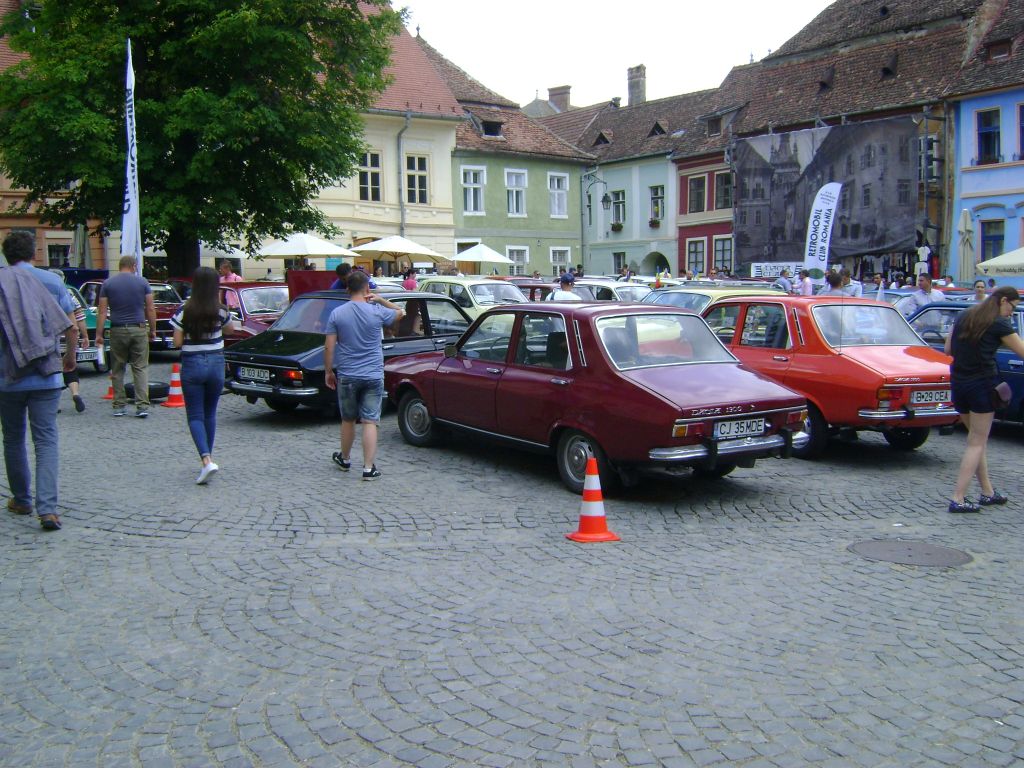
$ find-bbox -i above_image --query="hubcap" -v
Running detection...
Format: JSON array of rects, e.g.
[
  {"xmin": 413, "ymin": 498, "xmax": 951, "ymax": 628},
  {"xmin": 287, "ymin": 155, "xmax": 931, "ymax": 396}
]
[
  {"xmin": 405, "ymin": 401, "xmax": 431, "ymax": 436},
  {"xmin": 563, "ymin": 436, "xmax": 593, "ymax": 482}
]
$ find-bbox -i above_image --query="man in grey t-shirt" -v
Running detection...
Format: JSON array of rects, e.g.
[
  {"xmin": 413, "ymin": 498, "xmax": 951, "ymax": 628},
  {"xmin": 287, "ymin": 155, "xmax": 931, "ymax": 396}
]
[{"xmin": 95, "ymin": 256, "xmax": 157, "ymax": 416}]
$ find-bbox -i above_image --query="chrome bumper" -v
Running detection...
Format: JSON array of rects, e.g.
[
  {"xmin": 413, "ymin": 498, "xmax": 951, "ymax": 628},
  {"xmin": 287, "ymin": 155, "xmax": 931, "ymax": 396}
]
[
  {"xmin": 857, "ymin": 406, "xmax": 957, "ymax": 421},
  {"xmin": 649, "ymin": 431, "xmax": 809, "ymax": 462},
  {"xmin": 227, "ymin": 380, "xmax": 321, "ymax": 398}
]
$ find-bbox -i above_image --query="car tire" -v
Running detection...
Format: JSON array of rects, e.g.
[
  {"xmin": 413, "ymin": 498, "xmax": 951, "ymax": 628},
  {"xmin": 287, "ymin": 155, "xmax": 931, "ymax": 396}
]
[
  {"xmin": 124, "ymin": 381, "xmax": 170, "ymax": 401},
  {"xmin": 556, "ymin": 430, "xmax": 618, "ymax": 495},
  {"xmin": 266, "ymin": 398, "xmax": 299, "ymax": 413},
  {"xmin": 397, "ymin": 391, "xmax": 440, "ymax": 447},
  {"xmin": 792, "ymin": 403, "xmax": 828, "ymax": 460},
  {"xmin": 693, "ymin": 462, "xmax": 737, "ymax": 479},
  {"xmin": 884, "ymin": 426, "xmax": 930, "ymax": 451}
]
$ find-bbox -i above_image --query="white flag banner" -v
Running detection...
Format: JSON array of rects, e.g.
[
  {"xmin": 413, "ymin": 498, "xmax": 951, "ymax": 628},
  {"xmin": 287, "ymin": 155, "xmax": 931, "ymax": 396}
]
[
  {"xmin": 802, "ymin": 182, "xmax": 842, "ymax": 285},
  {"xmin": 121, "ymin": 39, "xmax": 142, "ymax": 275}
]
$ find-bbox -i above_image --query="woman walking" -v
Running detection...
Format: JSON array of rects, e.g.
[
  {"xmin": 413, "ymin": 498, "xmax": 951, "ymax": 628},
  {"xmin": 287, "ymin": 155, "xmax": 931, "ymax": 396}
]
[
  {"xmin": 170, "ymin": 267, "xmax": 234, "ymax": 484},
  {"xmin": 945, "ymin": 286, "xmax": 1024, "ymax": 512}
]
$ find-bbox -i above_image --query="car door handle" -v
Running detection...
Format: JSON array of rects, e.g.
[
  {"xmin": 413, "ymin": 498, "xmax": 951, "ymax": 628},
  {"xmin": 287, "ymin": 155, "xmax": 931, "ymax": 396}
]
[
  {"xmin": 1009, "ymin": 360, "xmax": 1023, "ymax": 368},
  {"xmin": 550, "ymin": 378, "xmax": 569, "ymax": 386},
  {"xmin": 486, "ymin": 367, "xmax": 501, "ymax": 374},
  {"xmin": 383, "ymin": 344, "xmax": 395, "ymax": 350},
  {"xmin": 772, "ymin": 355, "xmax": 789, "ymax": 362}
]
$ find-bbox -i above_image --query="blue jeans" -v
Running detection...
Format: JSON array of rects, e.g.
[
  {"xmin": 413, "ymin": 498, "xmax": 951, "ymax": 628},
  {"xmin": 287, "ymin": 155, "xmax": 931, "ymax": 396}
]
[
  {"xmin": 180, "ymin": 352, "xmax": 224, "ymax": 457},
  {"xmin": 337, "ymin": 376, "xmax": 384, "ymax": 423},
  {"xmin": 0, "ymin": 388, "xmax": 61, "ymax": 517}
]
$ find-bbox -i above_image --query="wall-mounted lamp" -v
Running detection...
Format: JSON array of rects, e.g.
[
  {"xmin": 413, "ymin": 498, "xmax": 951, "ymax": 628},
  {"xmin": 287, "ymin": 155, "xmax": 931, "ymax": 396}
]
[{"xmin": 585, "ymin": 176, "xmax": 611, "ymax": 212}]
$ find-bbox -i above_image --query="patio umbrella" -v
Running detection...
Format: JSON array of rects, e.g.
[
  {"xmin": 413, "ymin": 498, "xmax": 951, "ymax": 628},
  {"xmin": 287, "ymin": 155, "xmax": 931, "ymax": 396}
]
[
  {"xmin": 453, "ymin": 243, "xmax": 514, "ymax": 264},
  {"xmin": 350, "ymin": 235, "xmax": 448, "ymax": 264},
  {"xmin": 977, "ymin": 246, "xmax": 1024, "ymax": 276},
  {"xmin": 956, "ymin": 209, "xmax": 975, "ymax": 283},
  {"xmin": 259, "ymin": 233, "xmax": 357, "ymax": 258}
]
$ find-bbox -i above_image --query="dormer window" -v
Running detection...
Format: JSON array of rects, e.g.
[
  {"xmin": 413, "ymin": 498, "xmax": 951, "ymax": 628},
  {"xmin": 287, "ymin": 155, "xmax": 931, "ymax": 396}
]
[
  {"xmin": 878, "ymin": 5, "xmax": 890, "ymax": 18},
  {"xmin": 482, "ymin": 120, "xmax": 504, "ymax": 137},
  {"xmin": 819, "ymin": 64, "xmax": 835, "ymax": 92},
  {"xmin": 881, "ymin": 52, "xmax": 897, "ymax": 80},
  {"xmin": 593, "ymin": 131, "xmax": 611, "ymax": 146},
  {"xmin": 987, "ymin": 40, "xmax": 1011, "ymax": 60},
  {"xmin": 648, "ymin": 121, "xmax": 667, "ymax": 137},
  {"xmin": 707, "ymin": 117, "xmax": 722, "ymax": 136}
]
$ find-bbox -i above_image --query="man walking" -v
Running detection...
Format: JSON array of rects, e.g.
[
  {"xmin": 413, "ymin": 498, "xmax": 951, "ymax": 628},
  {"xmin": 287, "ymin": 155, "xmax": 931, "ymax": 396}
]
[
  {"xmin": 324, "ymin": 271, "xmax": 404, "ymax": 480},
  {"xmin": 95, "ymin": 256, "xmax": 156, "ymax": 417},
  {"xmin": 0, "ymin": 231, "xmax": 78, "ymax": 530}
]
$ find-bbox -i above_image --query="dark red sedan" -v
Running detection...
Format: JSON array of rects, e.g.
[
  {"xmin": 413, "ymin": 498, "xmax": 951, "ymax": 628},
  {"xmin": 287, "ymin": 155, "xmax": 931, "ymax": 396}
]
[
  {"xmin": 384, "ymin": 303, "xmax": 809, "ymax": 493},
  {"xmin": 218, "ymin": 282, "xmax": 290, "ymax": 346}
]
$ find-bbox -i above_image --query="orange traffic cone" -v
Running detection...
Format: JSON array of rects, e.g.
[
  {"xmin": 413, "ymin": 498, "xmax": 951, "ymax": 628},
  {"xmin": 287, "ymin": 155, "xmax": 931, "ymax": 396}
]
[
  {"xmin": 566, "ymin": 458, "xmax": 620, "ymax": 543},
  {"xmin": 162, "ymin": 363, "xmax": 185, "ymax": 408},
  {"xmin": 101, "ymin": 378, "xmax": 114, "ymax": 400}
]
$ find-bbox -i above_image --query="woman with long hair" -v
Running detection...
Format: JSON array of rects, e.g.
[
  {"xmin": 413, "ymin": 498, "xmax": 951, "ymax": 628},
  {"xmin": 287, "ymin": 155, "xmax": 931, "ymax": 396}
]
[
  {"xmin": 170, "ymin": 267, "xmax": 234, "ymax": 484},
  {"xmin": 945, "ymin": 286, "xmax": 1024, "ymax": 512}
]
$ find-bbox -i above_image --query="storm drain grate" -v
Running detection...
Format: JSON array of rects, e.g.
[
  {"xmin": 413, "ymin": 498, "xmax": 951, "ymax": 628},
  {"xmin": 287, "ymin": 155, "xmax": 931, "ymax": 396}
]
[{"xmin": 849, "ymin": 539, "xmax": 972, "ymax": 567}]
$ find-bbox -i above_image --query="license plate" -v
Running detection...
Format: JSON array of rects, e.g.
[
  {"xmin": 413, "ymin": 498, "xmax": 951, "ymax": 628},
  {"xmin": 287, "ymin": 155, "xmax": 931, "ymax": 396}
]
[
  {"xmin": 911, "ymin": 389, "xmax": 950, "ymax": 404},
  {"xmin": 239, "ymin": 366, "xmax": 270, "ymax": 382},
  {"xmin": 714, "ymin": 417, "xmax": 765, "ymax": 439},
  {"xmin": 76, "ymin": 349, "xmax": 98, "ymax": 362}
]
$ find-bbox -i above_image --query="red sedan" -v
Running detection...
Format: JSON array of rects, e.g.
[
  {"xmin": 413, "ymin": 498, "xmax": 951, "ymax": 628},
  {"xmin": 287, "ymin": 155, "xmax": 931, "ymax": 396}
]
[
  {"xmin": 384, "ymin": 303, "xmax": 808, "ymax": 493},
  {"xmin": 80, "ymin": 279, "xmax": 183, "ymax": 351},
  {"xmin": 701, "ymin": 295, "xmax": 958, "ymax": 458},
  {"xmin": 218, "ymin": 282, "xmax": 290, "ymax": 346}
]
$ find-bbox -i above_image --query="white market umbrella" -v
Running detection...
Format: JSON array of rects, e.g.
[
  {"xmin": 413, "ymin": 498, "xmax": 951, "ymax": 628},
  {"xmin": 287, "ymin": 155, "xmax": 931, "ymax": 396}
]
[
  {"xmin": 259, "ymin": 233, "xmax": 357, "ymax": 258},
  {"xmin": 454, "ymin": 243, "xmax": 514, "ymax": 264},
  {"xmin": 351, "ymin": 235, "xmax": 448, "ymax": 264},
  {"xmin": 956, "ymin": 209, "xmax": 975, "ymax": 283},
  {"xmin": 977, "ymin": 246, "xmax": 1024, "ymax": 276}
]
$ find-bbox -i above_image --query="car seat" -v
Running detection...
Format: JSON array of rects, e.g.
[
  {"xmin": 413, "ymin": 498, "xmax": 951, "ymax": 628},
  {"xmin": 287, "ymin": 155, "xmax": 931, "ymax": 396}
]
[
  {"xmin": 546, "ymin": 331, "xmax": 569, "ymax": 370},
  {"xmin": 602, "ymin": 327, "xmax": 637, "ymax": 366}
]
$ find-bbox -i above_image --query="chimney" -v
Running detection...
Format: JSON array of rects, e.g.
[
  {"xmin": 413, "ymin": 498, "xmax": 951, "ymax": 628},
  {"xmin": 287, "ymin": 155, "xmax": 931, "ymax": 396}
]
[
  {"xmin": 548, "ymin": 85, "xmax": 571, "ymax": 113},
  {"xmin": 627, "ymin": 64, "xmax": 646, "ymax": 106}
]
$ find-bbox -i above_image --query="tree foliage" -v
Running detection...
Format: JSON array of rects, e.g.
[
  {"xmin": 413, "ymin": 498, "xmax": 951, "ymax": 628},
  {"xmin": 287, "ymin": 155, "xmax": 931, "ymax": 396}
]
[{"xmin": 0, "ymin": 0, "xmax": 401, "ymax": 274}]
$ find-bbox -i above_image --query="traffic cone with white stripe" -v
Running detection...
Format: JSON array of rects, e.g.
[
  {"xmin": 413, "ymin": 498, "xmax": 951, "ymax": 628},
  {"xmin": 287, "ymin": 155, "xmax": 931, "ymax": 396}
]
[
  {"xmin": 161, "ymin": 363, "xmax": 185, "ymax": 408},
  {"xmin": 566, "ymin": 458, "xmax": 620, "ymax": 543}
]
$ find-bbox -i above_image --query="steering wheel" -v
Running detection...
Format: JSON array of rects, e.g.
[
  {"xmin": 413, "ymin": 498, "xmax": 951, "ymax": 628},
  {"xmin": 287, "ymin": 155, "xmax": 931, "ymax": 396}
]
[{"xmin": 919, "ymin": 329, "xmax": 945, "ymax": 345}]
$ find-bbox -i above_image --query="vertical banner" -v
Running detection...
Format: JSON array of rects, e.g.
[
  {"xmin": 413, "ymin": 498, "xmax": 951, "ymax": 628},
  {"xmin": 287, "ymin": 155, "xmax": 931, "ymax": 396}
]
[
  {"xmin": 121, "ymin": 39, "xmax": 142, "ymax": 275},
  {"xmin": 802, "ymin": 182, "xmax": 842, "ymax": 285}
]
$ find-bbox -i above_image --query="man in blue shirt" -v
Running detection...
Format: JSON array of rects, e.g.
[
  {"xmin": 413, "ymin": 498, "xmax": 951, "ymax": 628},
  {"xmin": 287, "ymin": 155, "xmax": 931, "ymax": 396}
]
[
  {"xmin": 0, "ymin": 231, "xmax": 77, "ymax": 530},
  {"xmin": 324, "ymin": 271, "xmax": 404, "ymax": 480}
]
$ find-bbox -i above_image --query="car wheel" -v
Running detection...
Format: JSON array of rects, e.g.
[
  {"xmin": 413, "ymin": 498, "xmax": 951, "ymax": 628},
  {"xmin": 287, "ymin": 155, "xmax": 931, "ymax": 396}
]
[
  {"xmin": 884, "ymin": 426, "xmax": 929, "ymax": 451},
  {"xmin": 556, "ymin": 430, "xmax": 618, "ymax": 495},
  {"xmin": 693, "ymin": 462, "xmax": 737, "ymax": 479},
  {"xmin": 266, "ymin": 398, "xmax": 299, "ymax": 413},
  {"xmin": 124, "ymin": 381, "xmax": 170, "ymax": 401},
  {"xmin": 398, "ymin": 392, "xmax": 439, "ymax": 447},
  {"xmin": 792, "ymin": 403, "xmax": 828, "ymax": 460}
]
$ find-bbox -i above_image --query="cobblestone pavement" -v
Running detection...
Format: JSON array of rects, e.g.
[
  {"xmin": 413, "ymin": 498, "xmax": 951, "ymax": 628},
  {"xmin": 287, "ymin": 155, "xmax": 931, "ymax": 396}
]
[{"xmin": 2, "ymin": 358, "xmax": 1024, "ymax": 767}]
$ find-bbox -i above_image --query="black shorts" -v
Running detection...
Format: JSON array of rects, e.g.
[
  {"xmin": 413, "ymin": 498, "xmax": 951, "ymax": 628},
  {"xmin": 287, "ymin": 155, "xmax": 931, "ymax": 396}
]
[{"xmin": 951, "ymin": 376, "xmax": 997, "ymax": 415}]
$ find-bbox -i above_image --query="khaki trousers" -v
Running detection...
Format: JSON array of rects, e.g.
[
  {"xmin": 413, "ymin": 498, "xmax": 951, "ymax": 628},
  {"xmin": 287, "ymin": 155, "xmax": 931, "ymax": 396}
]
[{"xmin": 109, "ymin": 327, "xmax": 150, "ymax": 409}]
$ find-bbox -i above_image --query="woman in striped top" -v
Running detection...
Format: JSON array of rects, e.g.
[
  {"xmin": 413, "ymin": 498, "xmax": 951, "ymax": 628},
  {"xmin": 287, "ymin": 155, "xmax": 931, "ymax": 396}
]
[{"xmin": 171, "ymin": 267, "xmax": 234, "ymax": 484}]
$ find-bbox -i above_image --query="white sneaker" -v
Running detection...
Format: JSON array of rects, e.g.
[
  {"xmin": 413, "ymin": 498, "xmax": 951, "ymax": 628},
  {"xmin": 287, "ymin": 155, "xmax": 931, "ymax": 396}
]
[{"xmin": 196, "ymin": 463, "xmax": 219, "ymax": 485}]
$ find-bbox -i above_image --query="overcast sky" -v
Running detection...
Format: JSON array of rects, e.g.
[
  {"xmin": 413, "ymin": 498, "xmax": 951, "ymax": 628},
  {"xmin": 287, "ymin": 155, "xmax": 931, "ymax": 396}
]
[{"xmin": 403, "ymin": 1, "xmax": 837, "ymax": 109}]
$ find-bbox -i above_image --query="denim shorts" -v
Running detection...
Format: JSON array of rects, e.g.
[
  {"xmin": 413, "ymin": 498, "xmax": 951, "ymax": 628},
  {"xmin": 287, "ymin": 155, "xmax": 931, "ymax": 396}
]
[
  {"xmin": 337, "ymin": 376, "xmax": 384, "ymax": 422},
  {"xmin": 952, "ymin": 376, "xmax": 998, "ymax": 415}
]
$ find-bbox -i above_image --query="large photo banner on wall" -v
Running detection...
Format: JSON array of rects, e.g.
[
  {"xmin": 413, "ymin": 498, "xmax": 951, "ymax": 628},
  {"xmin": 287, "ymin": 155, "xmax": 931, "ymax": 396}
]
[{"xmin": 731, "ymin": 118, "xmax": 919, "ymax": 274}]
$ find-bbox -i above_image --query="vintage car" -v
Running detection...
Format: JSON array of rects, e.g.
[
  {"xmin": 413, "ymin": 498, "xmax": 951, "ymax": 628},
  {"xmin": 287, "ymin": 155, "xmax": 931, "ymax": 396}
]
[
  {"xmin": 60, "ymin": 284, "xmax": 110, "ymax": 371},
  {"xmin": 908, "ymin": 300, "xmax": 1024, "ymax": 422},
  {"xmin": 219, "ymin": 282, "xmax": 290, "ymax": 346},
  {"xmin": 701, "ymin": 295, "xmax": 959, "ymax": 458},
  {"xmin": 384, "ymin": 303, "xmax": 809, "ymax": 493},
  {"xmin": 568, "ymin": 279, "xmax": 652, "ymax": 302},
  {"xmin": 80, "ymin": 279, "xmax": 184, "ymax": 351},
  {"xmin": 223, "ymin": 290, "xmax": 472, "ymax": 414},
  {"xmin": 418, "ymin": 276, "xmax": 528, "ymax": 319},
  {"xmin": 643, "ymin": 285, "xmax": 782, "ymax": 313}
]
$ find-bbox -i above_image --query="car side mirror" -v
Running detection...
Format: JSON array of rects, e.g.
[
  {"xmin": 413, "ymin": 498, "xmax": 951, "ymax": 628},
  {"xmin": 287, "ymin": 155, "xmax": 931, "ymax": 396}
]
[{"xmin": 444, "ymin": 343, "xmax": 458, "ymax": 358}]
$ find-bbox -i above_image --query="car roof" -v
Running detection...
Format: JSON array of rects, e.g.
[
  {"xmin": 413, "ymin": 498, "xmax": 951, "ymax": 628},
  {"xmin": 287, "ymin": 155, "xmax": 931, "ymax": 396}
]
[
  {"xmin": 295, "ymin": 289, "xmax": 442, "ymax": 301},
  {"xmin": 709, "ymin": 295, "xmax": 892, "ymax": 306},
  {"xmin": 652, "ymin": 286, "xmax": 780, "ymax": 298},
  {"xmin": 420, "ymin": 276, "xmax": 509, "ymax": 285},
  {"xmin": 490, "ymin": 302, "xmax": 697, "ymax": 318},
  {"xmin": 224, "ymin": 282, "xmax": 289, "ymax": 290}
]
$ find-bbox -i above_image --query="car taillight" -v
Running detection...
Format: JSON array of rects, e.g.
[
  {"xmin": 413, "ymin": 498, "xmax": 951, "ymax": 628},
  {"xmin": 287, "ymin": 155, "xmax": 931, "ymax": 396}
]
[
  {"xmin": 283, "ymin": 370, "xmax": 303, "ymax": 382},
  {"xmin": 672, "ymin": 422, "xmax": 705, "ymax": 439},
  {"xmin": 787, "ymin": 409, "xmax": 808, "ymax": 425},
  {"xmin": 876, "ymin": 387, "xmax": 906, "ymax": 410}
]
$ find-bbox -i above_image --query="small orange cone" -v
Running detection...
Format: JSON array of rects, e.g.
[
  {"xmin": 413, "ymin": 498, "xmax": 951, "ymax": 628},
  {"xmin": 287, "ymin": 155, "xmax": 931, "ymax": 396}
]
[
  {"xmin": 161, "ymin": 363, "xmax": 186, "ymax": 408},
  {"xmin": 566, "ymin": 458, "xmax": 620, "ymax": 543},
  {"xmin": 102, "ymin": 378, "xmax": 114, "ymax": 400}
]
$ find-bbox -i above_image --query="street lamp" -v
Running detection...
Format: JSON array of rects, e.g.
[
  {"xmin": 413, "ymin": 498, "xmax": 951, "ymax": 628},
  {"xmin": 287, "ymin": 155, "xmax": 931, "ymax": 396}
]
[{"xmin": 585, "ymin": 177, "xmax": 611, "ymax": 212}]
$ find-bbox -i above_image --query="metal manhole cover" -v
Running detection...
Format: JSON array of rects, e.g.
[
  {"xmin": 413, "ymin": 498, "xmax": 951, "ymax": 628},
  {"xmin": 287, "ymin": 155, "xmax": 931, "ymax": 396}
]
[{"xmin": 849, "ymin": 540, "xmax": 972, "ymax": 567}]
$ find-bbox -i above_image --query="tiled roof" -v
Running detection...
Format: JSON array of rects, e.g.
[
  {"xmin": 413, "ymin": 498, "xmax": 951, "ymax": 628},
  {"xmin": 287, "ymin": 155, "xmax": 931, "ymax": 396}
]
[
  {"xmin": 0, "ymin": 0, "xmax": 25, "ymax": 71},
  {"xmin": 670, "ymin": 65, "xmax": 764, "ymax": 159},
  {"xmin": 769, "ymin": 0, "xmax": 985, "ymax": 60},
  {"xmin": 457, "ymin": 105, "xmax": 594, "ymax": 161},
  {"xmin": 947, "ymin": 0, "xmax": 1024, "ymax": 96},
  {"xmin": 416, "ymin": 36, "xmax": 518, "ymax": 108},
  {"xmin": 574, "ymin": 90, "xmax": 718, "ymax": 164},
  {"xmin": 535, "ymin": 102, "xmax": 615, "ymax": 146}
]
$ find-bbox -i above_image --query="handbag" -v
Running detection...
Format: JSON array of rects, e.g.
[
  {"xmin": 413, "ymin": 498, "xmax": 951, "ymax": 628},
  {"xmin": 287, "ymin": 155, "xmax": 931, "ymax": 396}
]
[{"xmin": 991, "ymin": 381, "xmax": 1011, "ymax": 410}]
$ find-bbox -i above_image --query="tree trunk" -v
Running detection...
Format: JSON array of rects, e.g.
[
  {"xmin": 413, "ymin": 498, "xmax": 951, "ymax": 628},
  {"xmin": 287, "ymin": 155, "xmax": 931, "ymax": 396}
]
[{"xmin": 164, "ymin": 228, "xmax": 201, "ymax": 278}]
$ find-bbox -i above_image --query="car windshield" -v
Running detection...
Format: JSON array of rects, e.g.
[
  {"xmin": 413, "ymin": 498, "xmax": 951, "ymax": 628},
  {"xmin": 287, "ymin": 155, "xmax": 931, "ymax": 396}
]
[
  {"xmin": 615, "ymin": 285, "xmax": 652, "ymax": 302},
  {"xmin": 812, "ymin": 304, "xmax": 924, "ymax": 347},
  {"xmin": 470, "ymin": 283, "xmax": 528, "ymax": 305},
  {"xmin": 649, "ymin": 291, "xmax": 711, "ymax": 312},
  {"xmin": 152, "ymin": 286, "xmax": 181, "ymax": 303},
  {"xmin": 596, "ymin": 314, "xmax": 735, "ymax": 370},
  {"xmin": 271, "ymin": 297, "xmax": 345, "ymax": 333},
  {"xmin": 240, "ymin": 286, "xmax": 289, "ymax": 314}
]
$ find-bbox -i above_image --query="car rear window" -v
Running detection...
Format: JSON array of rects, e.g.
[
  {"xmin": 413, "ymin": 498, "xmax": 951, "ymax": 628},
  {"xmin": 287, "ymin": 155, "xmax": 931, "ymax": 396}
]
[
  {"xmin": 596, "ymin": 314, "xmax": 735, "ymax": 370},
  {"xmin": 651, "ymin": 292, "xmax": 710, "ymax": 311},
  {"xmin": 471, "ymin": 283, "xmax": 528, "ymax": 304},
  {"xmin": 152, "ymin": 286, "xmax": 181, "ymax": 303},
  {"xmin": 812, "ymin": 304, "xmax": 924, "ymax": 347},
  {"xmin": 241, "ymin": 286, "xmax": 289, "ymax": 314},
  {"xmin": 272, "ymin": 297, "xmax": 344, "ymax": 333}
]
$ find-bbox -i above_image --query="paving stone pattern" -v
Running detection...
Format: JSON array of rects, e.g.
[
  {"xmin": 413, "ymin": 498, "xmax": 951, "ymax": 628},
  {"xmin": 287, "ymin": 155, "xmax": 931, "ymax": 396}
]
[{"xmin": 2, "ymin": 360, "xmax": 1023, "ymax": 767}]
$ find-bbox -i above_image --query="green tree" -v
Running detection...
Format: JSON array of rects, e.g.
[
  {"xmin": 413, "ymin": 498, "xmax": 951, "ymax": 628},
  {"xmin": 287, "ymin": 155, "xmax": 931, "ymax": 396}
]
[{"xmin": 0, "ymin": 0, "xmax": 401, "ymax": 275}]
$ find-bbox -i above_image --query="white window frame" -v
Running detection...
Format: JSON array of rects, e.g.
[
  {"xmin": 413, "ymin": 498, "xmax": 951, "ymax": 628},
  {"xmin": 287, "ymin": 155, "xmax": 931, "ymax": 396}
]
[
  {"xmin": 406, "ymin": 154, "xmax": 429, "ymax": 205},
  {"xmin": 686, "ymin": 237, "xmax": 706, "ymax": 275},
  {"xmin": 611, "ymin": 190, "xmax": 626, "ymax": 224},
  {"xmin": 358, "ymin": 150, "xmax": 382, "ymax": 202},
  {"xmin": 506, "ymin": 245, "xmax": 529, "ymax": 276},
  {"xmin": 712, "ymin": 235, "xmax": 734, "ymax": 273},
  {"xmin": 613, "ymin": 252, "xmax": 627, "ymax": 273},
  {"xmin": 649, "ymin": 185, "xmax": 665, "ymax": 220},
  {"xmin": 461, "ymin": 165, "xmax": 486, "ymax": 216},
  {"xmin": 505, "ymin": 168, "xmax": 528, "ymax": 217},
  {"xmin": 687, "ymin": 175, "xmax": 707, "ymax": 214},
  {"xmin": 549, "ymin": 247, "xmax": 570, "ymax": 267},
  {"xmin": 548, "ymin": 172, "xmax": 569, "ymax": 218}
]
